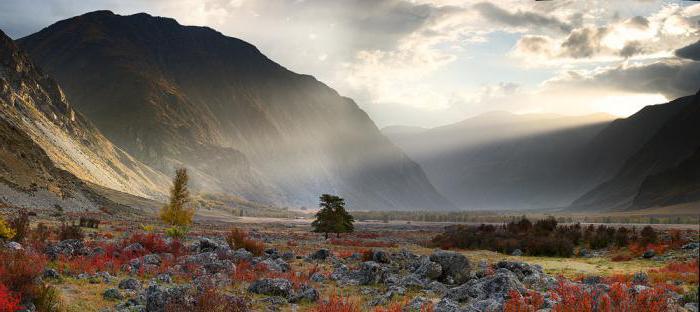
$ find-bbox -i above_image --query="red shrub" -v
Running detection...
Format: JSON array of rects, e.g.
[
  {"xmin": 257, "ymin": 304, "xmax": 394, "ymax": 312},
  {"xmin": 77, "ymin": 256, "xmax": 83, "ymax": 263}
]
[
  {"xmin": 503, "ymin": 290, "xmax": 544, "ymax": 312},
  {"xmin": 610, "ymin": 254, "xmax": 632, "ymax": 262},
  {"xmin": 0, "ymin": 250, "xmax": 46, "ymax": 297},
  {"xmin": 231, "ymin": 261, "xmax": 270, "ymax": 282},
  {"xmin": 0, "ymin": 284, "xmax": 20, "ymax": 312},
  {"xmin": 648, "ymin": 260, "xmax": 699, "ymax": 284},
  {"xmin": 226, "ymin": 228, "xmax": 265, "ymax": 256},
  {"xmin": 550, "ymin": 280, "xmax": 595, "ymax": 312},
  {"xmin": 335, "ymin": 250, "xmax": 354, "ymax": 259},
  {"xmin": 313, "ymin": 295, "xmax": 360, "ymax": 312},
  {"xmin": 124, "ymin": 233, "xmax": 169, "ymax": 253}
]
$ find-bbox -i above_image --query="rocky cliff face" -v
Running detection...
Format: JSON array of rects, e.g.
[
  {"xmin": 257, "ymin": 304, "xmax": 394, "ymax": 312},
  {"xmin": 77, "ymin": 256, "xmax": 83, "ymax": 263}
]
[
  {"xmin": 0, "ymin": 29, "xmax": 168, "ymax": 211},
  {"xmin": 19, "ymin": 11, "xmax": 452, "ymax": 210}
]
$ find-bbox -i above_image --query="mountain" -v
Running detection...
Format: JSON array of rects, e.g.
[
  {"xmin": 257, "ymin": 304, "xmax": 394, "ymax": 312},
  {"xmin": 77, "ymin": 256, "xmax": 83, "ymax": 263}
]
[
  {"xmin": 0, "ymin": 29, "xmax": 168, "ymax": 212},
  {"xmin": 572, "ymin": 91, "xmax": 700, "ymax": 210},
  {"xmin": 383, "ymin": 112, "xmax": 615, "ymax": 210},
  {"xmin": 18, "ymin": 11, "xmax": 452, "ymax": 211}
]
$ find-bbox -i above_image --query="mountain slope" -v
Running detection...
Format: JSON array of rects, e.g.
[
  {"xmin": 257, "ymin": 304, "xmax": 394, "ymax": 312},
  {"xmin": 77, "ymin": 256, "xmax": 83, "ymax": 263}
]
[
  {"xmin": 0, "ymin": 29, "xmax": 168, "ymax": 211},
  {"xmin": 572, "ymin": 91, "xmax": 700, "ymax": 210},
  {"xmin": 384, "ymin": 112, "xmax": 615, "ymax": 210},
  {"xmin": 19, "ymin": 11, "xmax": 452, "ymax": 211}
]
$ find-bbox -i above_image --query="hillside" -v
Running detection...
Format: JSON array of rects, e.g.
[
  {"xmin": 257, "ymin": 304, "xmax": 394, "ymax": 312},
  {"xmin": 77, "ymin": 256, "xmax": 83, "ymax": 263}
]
[
  {"xmin": 572, "ymin": 91, "xmax": 700, "ymax": 210},
  {"xmin": 383, "ymin": 112, "xmax": 615, "ymax": 210},
  {"xmin": 18, "ymin": 11, "xmax": 452, "ymax": 211},
  {"xmin": 0, "ymin": 29, "xmax": 167, "ymax": 211}
]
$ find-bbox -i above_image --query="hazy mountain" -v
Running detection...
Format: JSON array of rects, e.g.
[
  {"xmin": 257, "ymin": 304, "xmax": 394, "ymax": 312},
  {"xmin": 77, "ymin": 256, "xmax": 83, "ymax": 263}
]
[
  {"xmin": 19, "ymin": 11, "xmax": 452, "ymax": 211},
  {"xmin": 0, "ymin": 29, "xmax": 168, "ymax": 211},
  {"xmin": 572, "ymin": 91, "xmax": 700, "ymax": 210},
  {"xmin": 383, "ymin": 112, "xmax": 615, "ymax": 210}
]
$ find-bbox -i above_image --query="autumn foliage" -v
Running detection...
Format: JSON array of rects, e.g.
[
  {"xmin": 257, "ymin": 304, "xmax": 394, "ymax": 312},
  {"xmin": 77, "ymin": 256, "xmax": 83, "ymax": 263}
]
[
  {"xmin": 225, "ymin": 228, "xmax": 265, "ymax": 256},
  {"xmin": 313, "ymin": 295, "xmax": 360, "ymax": 312}
]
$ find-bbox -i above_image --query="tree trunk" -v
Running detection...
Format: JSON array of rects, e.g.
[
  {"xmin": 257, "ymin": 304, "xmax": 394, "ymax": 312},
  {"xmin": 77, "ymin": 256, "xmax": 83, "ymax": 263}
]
[
  {"xmin": 336, "ymin": 232, "xmax": 340, "ymax": 238},
  {"xmin": 324, "ymin": 232, "xmax": 328, "ymax": 239}
]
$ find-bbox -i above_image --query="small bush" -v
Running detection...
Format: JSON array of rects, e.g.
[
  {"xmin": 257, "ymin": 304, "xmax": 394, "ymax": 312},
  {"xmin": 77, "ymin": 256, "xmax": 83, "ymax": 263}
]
[
  {"xmin": 165, "ymin": 288, "xmax": 248, "ymax": 312},
  {"xmin": 0, "ymin": 217, "xmax": 16, "ymax": 241},
  {"xmin": 0, "ymin": 283, "xmax": 20, "ymax": 312},
  {"xmin": 58, "ymin": 223, "xmax": 83, "ymax": 241},
  {"xmin": 313, "ymin": 295, "xmax": 360, "ymax": 312},
  {"xmin": 8, "ymin": 212, "xmax": 30, "ymax": 242},
  {"xmin": 225, "ymin": 228, "xmax": 264, "ymax": 256},
  {"xmin": 165, "ymin": 226, "xmax": 189, "ymax": 239},
  {"xmin": 78, "ymin": 217, "xmax": 100, "ymax": 229},
  {"xmin": 0, "ymin": 250, "xmax": 47, "ymax": 301},
  {"xmin": 33, "ymin": 284, "xmax": 62, "ymax": 312}
]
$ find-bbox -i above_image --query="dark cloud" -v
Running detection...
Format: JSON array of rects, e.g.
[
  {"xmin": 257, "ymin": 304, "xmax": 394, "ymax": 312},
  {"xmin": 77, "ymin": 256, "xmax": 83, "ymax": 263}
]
[
  {"xmin": 619, "ymin": 41, "xmax": 644, "ymax": 58},
  {"xmin": 473, "ymin": 2, "xmax": 572, "ymax": 34},
  {"xmin": 675, "ymin": 41, "xmax": 700, "ymax": 61},
  {"xmin": 560, "ymin": 27, "xmax": 609, "ymax": 58},
  {"xmin": 626, "ymin": 16, "xmax": 649, "ymax": 29},
  {"xmin": 514, "ymin": 35, "xmax": 553, "ymax": 55},
  {"xmin": 551, "ymin": 60, "xmax": 700, "ymax": 99}
]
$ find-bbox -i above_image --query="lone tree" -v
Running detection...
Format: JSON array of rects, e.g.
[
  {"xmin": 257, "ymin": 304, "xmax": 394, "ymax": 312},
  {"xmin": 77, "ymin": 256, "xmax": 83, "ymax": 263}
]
[
  {"xmin": 312, "ymin": 194, "xmax": 354, "ymax": 239},
  {"xmin": 160, "ymin": 168, "xmax": 195, "ymax": 226}
]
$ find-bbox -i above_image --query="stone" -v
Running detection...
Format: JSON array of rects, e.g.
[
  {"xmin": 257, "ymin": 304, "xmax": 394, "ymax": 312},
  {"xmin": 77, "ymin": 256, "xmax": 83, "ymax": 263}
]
[
  {"xmin": 684, "ymin": 303, "xmax": 698, "ymax": 312},
  {"xmin": 434, "ymin": 298, "xmax": 462, "ymax": 312},
  {"xmin": 430, "ymin": 250, "xmax": 470, "ymax": 284},
  {"xmin": 642, "ymin": 250, "xmax": 656, "ymax": 259},
  {"xmin": 119, "ymin": 278, "xmax": 142, "ymax": 290},
  {"xmin": 156, "ymin": 273, "xmax": 172, "ymax": 284},
  {"xmin": 511, "ymin": 249, "xmax": 523, "ymax": 256},
  {"xmin": 43, "ymin": 268, "xmax": 60, "ymax": 279},
  {"xmin": 45, "ymin": 239, "xmax": 86, "ymax": 260},
  {"xmin": 681, "ymin": 242, "xmax": 699, "ymax": 250},
  {"xmin": 309, "ymin": 249, "xmax": 332, "ymax": 261},
  {"xmin": 427, "ymin": 281, "xmax": 448, "ymax": 295},
  {"xmin": 413, "ymin": 256, "xmax": 442, "ymax": 280},
  {"xmin": 231, "ymin": 248, "xmax": 253, "ymax": 263},
  {"xmin": 103, "ymin": 288, "xmax": 123, "ymax": 300},
  {"xmin": 447, "ymin": 269, "xmax": 524, "ymax": 302},
  {"xmin": 288, "ymin": 285, "xmax": 319, "ymax": 303},
  {"xmin": 281, "ymin": 251, "xmax": 295, "ymax": 261},
  {"xmin": 632, "ymin": 272, "xmax": 648, "ymax": 285},
  {"xmin": 5, "ymin": 241, "xmax": 22, "ymax": 250},
  {"xmin": 310, "ymin": 272, "xmax": 326, "ymax": 283},
  {"xmin": 143, "ymin": 254, "xmax": 161, "ymax": 266},
  {"xmin": 123, "ymin": 243, "xmax": 145, "ymax": 253},
  {"xmin": 261, "ymin": 258, "xmax": 291, "ymax": 272},
  {"xmin": 403, "ymin": 296, "xmax": 431, "ymax": 312},
  {"xmin": 145, "ymin": 284, "xmax": 194, "ymax": 312},
  {"xmin": 372, "ymin": 250, "xmax": 391, "ymax": 264},
  {"xmin": 248, "ymin": 278, "xmax": 293, "ymax": 297}
]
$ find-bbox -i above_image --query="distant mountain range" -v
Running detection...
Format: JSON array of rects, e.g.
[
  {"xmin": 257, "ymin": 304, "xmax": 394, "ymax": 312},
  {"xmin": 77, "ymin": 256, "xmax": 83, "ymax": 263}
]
[
  {"xmin": 384, "ymin": 91, "xmax": 700, "ymax": 211},
  {"xmin": 12, "ymin": 11, "xmax": 453, "ymax": 211}
]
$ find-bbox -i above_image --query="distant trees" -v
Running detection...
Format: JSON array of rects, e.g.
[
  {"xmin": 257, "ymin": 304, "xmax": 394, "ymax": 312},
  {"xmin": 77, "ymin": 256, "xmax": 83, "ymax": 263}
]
[
  {"xmin": 160, "ymin": 168, "xmax": 195, "ymax": 227},
  {"xmin": 312, "ymin": 194, "xmax": 354, "ymax": 239}
]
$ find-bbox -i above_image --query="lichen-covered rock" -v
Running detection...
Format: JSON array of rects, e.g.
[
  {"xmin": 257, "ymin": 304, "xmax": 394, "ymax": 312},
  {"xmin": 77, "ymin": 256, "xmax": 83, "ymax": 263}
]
[
  {"xmin": 119, "ymin": 278, "xmax": 142, "ymax": 290},
  {"xmin": 288, "ymin": 284, "xmax": 319, "ymax": 303},
  {"xmin": 371, "ymin": 250, "xmax": 391, "ymax": 264},
  {"xmin": 260, "ymin": 258, "xmax": 290, "ymax": 272},
  {"xmin": 5, "ymin": 241, "xmax": 22, "ymax": 250},
  {"xmin": 123, "ymin": 243, "xmax": 145, "ymax": 253},
  {"xmin": 248, "ymin": 278, "xmax": 293, "ymax": 297},
  {"xmin": 45, "ymin": 239, "xmax": 87, "ymax": 260},
  {"xmin": 446, "ymin": 269, "xmax": 524, "ymax": 302},
  {"xmin": 434, "ymin": 298, "xmax": 462, "ymax": 312},
  {"xmin": 413, "ymin": 256, "xmax": 442, "ymax": 280},
  {"xmin": 142, "ymin": 254, "xmax": 161, "ymax": 266},
  {"xmin": 103, "ymin": 288, "xmax": 123, "ymax": 300},
  {"xmin": 231, "ymin": 248, "xmax": 253, "ymax": 263},
  {"xmin": 310, "ymin": 272, "xmax": 326, "ymax": 283},
  {"xmin": 403, "ymin": 296, "xmax": 431, "ymax": 312},
  {"xmin": 145, "ymin": 284, "xmax": 194, "ymax": 312},
  {"xmin": 43, "ymin": 268, "xmax": 60, "ymax": 279},
  {"xmin": 430, "ymin": 250, "xmax": 470, "ymax": 284}
]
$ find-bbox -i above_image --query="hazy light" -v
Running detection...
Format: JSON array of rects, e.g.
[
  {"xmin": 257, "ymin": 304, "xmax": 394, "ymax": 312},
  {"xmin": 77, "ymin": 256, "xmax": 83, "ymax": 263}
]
[{"xmin": 591, "ymin": 93, "xmax": 668, "ymax": 117}]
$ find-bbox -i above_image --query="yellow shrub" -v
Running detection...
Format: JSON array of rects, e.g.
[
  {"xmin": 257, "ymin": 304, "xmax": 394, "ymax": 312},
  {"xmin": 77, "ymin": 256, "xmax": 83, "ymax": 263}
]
[
  {"xmin": 140, "ymin": 224, "xmax": 155, "ymax": 232},
  {"xmin": 0, "ymin": 217, "xmax": 16, "ymax": 240}
]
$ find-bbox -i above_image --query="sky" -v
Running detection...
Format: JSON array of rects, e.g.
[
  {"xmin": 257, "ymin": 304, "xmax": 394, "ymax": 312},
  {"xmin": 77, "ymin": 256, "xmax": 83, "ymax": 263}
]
[{"xmin": 1, "ymin": 0, "xmax": 699, "ymax": 128}]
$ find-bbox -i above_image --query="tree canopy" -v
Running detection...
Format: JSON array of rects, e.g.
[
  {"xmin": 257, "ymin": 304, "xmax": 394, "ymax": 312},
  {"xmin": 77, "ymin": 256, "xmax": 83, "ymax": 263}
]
[
  {"xmin": 311, "ymin": 194, "xmax": 354, "ymax": 239},
  {"xmin": 160, "ymin": 168, "xmax": 195, "ymax": 226}
]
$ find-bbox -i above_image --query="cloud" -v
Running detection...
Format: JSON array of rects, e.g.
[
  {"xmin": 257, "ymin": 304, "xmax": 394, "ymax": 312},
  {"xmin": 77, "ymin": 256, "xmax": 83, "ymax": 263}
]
[
  {"xmin": 544, "ymin": 59, "xmax": 700, "ymax": 100},
  {"xmin": 472, "ymin": 2, "xmax": 572, "ymax": 34}
]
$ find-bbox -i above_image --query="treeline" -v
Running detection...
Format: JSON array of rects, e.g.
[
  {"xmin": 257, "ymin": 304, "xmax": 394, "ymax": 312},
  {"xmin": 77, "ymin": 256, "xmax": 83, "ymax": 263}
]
[
  {"xmin": 350, "ymin": 210, "xmax": 699, "ymax": 225},
  {"xmin": 431, "ymin": 217, "xmax": 661, "ymax": 257}
]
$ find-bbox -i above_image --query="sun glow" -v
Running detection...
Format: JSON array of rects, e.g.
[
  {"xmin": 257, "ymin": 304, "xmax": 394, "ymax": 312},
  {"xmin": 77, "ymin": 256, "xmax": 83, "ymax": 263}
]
[{"xmin": 591, "ymin": 93, "xmax": 668, "ymax": 117}]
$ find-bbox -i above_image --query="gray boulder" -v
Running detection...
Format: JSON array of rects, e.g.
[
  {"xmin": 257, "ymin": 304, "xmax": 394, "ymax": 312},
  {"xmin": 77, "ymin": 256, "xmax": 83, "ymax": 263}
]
[
  {"xmin": 146, "ymin": 284, "xmax": 194, "ymax": 312},
  {"xmin": 261, "ymin": 258, "xmax": 290, "ymax": 272},
  {"xmin": 511, "ymin": 249, "xmax": 523, "ymax": 256},
  {"xmin": 430, "ymin": 250, "xmax": 470, "ymax": 284},
  {"xmin": 231, "ymin": 248, "xmax": 253, "ymax": 263},
  {"xmin": 372, "ymin": 250, "xmax": 391, "ymax": 264},
  {"xmin": 248, "ymin": 278, "xmax": 293, "ymax": 297},
  {"xmin": 119, "ymin": 278, "xmax": 142, "ymax": 290},
  {"xmin": 103, "ymin": 288, "xmax": 123, "ymax": 300},
  {"xmin": 642, "ymin": 250, "xmax": 656, "ymax": 259},
  {"xmin": 413, "ymin": 256, "xmax": 442, "ymax": 280},
  {"xmin": 289, "ymin": 285, "xmax": 319, "ymax": 303},
  {"xmin": 143, "ymin": 254, "xmax": 161, "ymax": 266},
  {"xmin": 309, "ymin": 249, "xmax": 332, "ymax": 261},
  {"xmin": 404, "ymin": 296, "xmax": 431, "ymax": 312},
  {"xmin": 5, "ymin": 241, "xmax": 22, "ymax": 250},
  {"xmin": 434, "ymin": 298, "xmax": 463, "ymax": 312},
  {"xmin": 447, "ymin": 269, "xmax": 524, "ymax": 302},
  {"xmin": 43, "ymin": 268, "xmax": 60, "ymax": 279},
  {"xmin": 123, "ymin": 243, "xmax": 145, "ymax": 253}
]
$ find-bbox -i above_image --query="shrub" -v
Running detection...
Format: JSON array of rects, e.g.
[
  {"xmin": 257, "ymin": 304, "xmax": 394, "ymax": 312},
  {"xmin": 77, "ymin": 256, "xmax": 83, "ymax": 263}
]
[
  {"xmin": 503, "ymin": 290, "xmax": 544, "ymax": 312},
  {"xmin": 140, "ymin": 224, "xmax": 155, "ymax": 232},
  {"xmin": 0, "ymin": 283, "xmax": 20, "ymax": 312},
  {"xmin": 225, "ymin": 228, "xmax": 264, "ymax": 256},
  {"xmin": 0, "ymin": 217, "xmax": 16, "ymax": 241},
  {"xmin": 640, "ymin": 226, "xmax": 657, "ymax": 245},
  {"xmin": 8, "ymin": 212, "xmax": 30, "ymax": 242},
  {"xmin": 33, "ymin": 284, "xmax": 62, "ymax": 312},
  {"xmin": 0, "ymin": 250, "xmax": 46, "ymax": 301},
  {"xmin": 78, "ymin": 217, "xmax": 100, "ymax": 229},
  {"xmin": 58, "ymin": 223, "xmax": 83, "ymax": 241},
  {"xmin": 165, "ymin": 288, "xmax": 248, "ymax": 312},
  {"xmin": 165, "ymin": 226, "xmax": 189, "ymax": 239},
  {"xmin": 313, "ymin": 295, "xmax": 360, "ymax": 312}
]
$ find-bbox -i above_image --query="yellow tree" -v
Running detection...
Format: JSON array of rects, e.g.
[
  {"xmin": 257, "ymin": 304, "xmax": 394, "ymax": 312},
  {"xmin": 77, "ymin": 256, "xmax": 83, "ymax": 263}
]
[{"xmin": 160, "ymin": 168, "xmax": 195, "ymax": 226}]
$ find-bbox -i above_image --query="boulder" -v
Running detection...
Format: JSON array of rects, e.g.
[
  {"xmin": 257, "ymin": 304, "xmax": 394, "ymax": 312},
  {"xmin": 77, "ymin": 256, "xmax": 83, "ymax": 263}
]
[
  {"xmin": 45, "ymin": 239, "xmax": 87, "ymax": 259},
  {"xmin": 156, "ymin": 273, "xmax": 173, "ymax": 284},
  {"xmin": 260, "ymin": 258, "xmax": 290, "ymax": 272},
  {"xmin": 430, "ymin": 250, "xmax": 470, "ymax": 284},
  {"xmin": 43, "ymin": 268, "xmax": 60, "ymax": 279},
  {"xmin": 413, "ymin": 256, "xmax": 442, "ymax": 280},
  {"xmin": 434, "ymin": 298, "xmax": 462, "ymax": 312},
  {"xmin": 123, "ymin": 243, "xmax": 145, "ymax": 253},
  {"xmin": 146, "ymin": 284, "xmax": 194, "ymax": 312},
  {"xmin": 143, "ymin": 254, "xmax": 161, "ymax": 266},
  {"xmin": 103, "ymin": 288, "xmax": 123, "ymax": 300},
  {"xmin": 403, "ymin": 296, "xmax": 431, "ymax": 312},
  {"xmin": 288, "ymin": 284, "xmax": 319, "ymax": 303},
  {"xmin": 632, "ymin": 272, "xmax": 648, "ymax": 285},
  {"xmin": 642, "ymin": 250, "xmax": 656, "ymax": 259},
  {"xmin": 5, "ymin": 241, "xmax": 22, "ymax": 250},
  {"xmin": 310, "ymin": 272, "xmax": 326, "ymax": 283},
  {"xmin": 446, "ymin": 269, "xmax": 524, "ymax": 302},
  {"xmin": 511, "ymin": 249, "xmax": 523, "ymax": 256},
  {"xmin": 371, "ymin": 250, "xmax": 391, "ymax": 264},
  {"xmin": 231, "ymin": 248, "xmax": 253, "ymax": 263},
  {"xmin": 248, "ymin": 278, "xmax": 293, "ymax": 297},
  {"xmin": 119, "ymin": 278, "xmax": 142, "ymax": 290},
  {"xmin": 309, "ymin": 249, "xmax": 332, "ymax": 261}
]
